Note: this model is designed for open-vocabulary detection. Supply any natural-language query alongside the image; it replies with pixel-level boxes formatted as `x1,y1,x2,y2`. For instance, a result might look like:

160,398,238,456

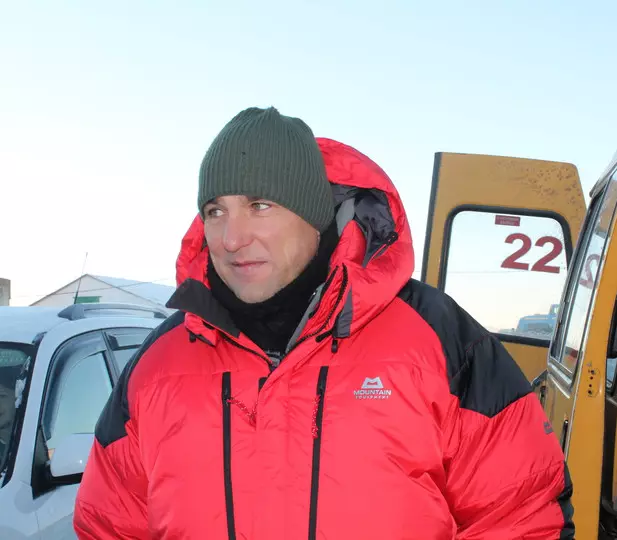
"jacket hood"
169,137,414,344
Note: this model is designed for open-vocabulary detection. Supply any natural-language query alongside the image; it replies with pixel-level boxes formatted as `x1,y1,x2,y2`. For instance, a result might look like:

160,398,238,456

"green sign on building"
75,296,101,304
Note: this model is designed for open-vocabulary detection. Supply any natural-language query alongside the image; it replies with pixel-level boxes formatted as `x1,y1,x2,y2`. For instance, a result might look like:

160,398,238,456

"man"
74,106,574,538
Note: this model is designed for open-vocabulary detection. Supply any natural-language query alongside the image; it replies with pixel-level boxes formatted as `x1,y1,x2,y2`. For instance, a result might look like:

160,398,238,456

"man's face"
0,383,15,431
204,195,320,303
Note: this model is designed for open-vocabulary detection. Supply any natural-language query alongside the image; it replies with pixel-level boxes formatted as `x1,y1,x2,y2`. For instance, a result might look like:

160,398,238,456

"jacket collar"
167,278,240,338
167,138,414,347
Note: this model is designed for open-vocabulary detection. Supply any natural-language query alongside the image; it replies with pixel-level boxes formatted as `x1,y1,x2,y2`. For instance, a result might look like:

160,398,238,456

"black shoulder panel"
397,279,531,417
95,310,185,448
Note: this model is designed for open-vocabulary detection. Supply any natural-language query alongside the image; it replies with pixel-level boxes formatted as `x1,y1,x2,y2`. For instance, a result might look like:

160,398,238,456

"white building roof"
91,275,176,307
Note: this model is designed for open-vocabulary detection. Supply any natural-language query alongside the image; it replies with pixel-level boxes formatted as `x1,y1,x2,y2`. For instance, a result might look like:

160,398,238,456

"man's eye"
252,202,271,211
205,208,223,218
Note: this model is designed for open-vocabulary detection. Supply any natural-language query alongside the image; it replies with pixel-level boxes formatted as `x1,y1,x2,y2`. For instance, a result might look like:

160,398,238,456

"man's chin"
233,284,278,304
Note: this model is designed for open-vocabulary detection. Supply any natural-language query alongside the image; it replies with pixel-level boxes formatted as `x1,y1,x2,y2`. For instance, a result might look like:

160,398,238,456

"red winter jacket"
74,138,574,539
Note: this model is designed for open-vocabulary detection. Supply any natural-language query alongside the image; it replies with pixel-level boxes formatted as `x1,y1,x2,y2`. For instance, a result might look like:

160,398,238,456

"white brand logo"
361,377,384,389
354,377,392,399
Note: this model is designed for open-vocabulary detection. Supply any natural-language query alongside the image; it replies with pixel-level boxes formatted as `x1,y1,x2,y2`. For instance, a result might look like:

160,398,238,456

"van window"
443,210,568,341
555,238,604,374
608,356,617,390
550,172,617,379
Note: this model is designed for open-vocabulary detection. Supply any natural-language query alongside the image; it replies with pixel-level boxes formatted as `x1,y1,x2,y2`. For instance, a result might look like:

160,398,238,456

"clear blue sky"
2,0,616,306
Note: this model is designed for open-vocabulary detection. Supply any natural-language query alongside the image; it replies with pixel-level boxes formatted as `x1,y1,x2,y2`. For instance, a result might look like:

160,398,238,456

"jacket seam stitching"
392,296,455,381
134,372,216,396
452,334,491,382
77,498,144,524
453,461,566,520
463,334,490,356
394,294,487,385
453,392,531,447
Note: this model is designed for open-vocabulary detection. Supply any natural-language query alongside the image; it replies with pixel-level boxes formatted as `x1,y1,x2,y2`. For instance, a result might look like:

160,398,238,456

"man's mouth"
231,260,265,267
230,261,267,275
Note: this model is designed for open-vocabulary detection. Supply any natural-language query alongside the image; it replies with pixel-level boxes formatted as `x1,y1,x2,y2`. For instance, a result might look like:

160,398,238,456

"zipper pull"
385,231,399,245
369,232,399,264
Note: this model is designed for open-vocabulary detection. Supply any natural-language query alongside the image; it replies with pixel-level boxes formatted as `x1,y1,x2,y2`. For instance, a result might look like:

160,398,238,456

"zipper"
308,266,339,319
369,231,399,263
222,372,237,540
308,366,329,540
221,332,273,371
288,265,349,356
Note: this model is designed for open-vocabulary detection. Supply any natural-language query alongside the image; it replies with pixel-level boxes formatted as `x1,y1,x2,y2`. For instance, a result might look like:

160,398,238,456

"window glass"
45,349,112,453
551,172,617,378
0,345,32,471
607,356,617,390
112,348,139,372
444,210,568,339
105,328,150,373
556,232,605,373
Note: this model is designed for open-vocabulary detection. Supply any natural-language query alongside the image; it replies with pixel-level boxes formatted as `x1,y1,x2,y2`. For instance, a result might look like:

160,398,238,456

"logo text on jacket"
354,377,392,400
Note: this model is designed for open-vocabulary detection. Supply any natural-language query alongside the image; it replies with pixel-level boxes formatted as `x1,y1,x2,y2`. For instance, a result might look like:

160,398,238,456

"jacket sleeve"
73,367,149,538
443,333,574,539
74,438,148,539
73,312,184,538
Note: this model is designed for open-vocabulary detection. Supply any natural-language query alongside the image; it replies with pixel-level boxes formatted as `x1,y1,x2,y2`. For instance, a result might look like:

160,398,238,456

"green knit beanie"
198,107,335,232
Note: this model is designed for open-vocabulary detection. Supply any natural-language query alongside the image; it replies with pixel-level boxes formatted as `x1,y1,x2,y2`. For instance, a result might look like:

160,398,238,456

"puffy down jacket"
74,138,574,539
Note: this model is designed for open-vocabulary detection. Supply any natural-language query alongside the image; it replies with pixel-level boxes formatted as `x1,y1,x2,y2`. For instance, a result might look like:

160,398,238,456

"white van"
0,304,165,539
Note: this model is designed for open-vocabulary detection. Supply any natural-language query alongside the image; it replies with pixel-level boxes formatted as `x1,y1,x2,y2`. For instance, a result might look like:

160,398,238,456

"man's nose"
222,214,252,252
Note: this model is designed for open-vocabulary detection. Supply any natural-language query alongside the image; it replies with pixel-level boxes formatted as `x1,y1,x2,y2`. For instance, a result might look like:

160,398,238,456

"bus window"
443,209,568,343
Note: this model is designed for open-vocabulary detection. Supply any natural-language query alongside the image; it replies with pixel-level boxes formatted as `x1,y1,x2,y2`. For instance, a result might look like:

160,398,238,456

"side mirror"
48,433,94,484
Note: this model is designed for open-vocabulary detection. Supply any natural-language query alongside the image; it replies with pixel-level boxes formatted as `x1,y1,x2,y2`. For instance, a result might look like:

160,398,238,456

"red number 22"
501,234,563,274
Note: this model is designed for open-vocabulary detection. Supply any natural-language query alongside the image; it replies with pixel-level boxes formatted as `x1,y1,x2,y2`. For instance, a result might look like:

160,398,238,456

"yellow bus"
422,150,617,538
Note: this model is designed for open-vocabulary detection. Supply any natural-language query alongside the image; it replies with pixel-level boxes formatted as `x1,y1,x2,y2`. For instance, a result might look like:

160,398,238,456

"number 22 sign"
501,233,563,274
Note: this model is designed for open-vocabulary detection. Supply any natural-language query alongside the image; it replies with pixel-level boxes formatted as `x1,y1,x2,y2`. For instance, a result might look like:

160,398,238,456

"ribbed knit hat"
198,107,335,232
